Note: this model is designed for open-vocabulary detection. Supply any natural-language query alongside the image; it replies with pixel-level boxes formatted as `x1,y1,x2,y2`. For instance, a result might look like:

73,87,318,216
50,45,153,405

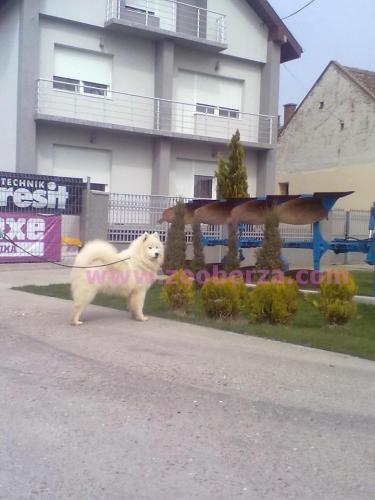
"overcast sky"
269,0,375,117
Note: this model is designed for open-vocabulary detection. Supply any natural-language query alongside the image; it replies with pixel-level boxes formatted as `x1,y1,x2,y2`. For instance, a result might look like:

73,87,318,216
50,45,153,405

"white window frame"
122,0,156,15
195,103,240,119
196,103,216,115
194,174,214,199
218,107,240,119
53,76,110,98
192,72,242,119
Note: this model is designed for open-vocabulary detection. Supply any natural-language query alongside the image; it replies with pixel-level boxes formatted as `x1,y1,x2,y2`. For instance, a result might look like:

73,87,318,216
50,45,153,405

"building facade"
277,61,375,210
0,0,301,199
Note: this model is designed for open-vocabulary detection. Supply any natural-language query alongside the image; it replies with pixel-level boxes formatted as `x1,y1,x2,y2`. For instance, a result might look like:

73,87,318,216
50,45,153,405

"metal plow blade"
194,200,244,225
160,192,354,225
231,198,275,225
275,197,329,225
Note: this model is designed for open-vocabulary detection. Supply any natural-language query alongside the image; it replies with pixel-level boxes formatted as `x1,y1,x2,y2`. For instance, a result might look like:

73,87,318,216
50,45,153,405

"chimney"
283,103,297,126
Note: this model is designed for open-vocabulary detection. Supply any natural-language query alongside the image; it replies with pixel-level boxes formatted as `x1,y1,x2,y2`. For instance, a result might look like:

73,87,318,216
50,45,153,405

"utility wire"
283,64,309,92
282,0,318,20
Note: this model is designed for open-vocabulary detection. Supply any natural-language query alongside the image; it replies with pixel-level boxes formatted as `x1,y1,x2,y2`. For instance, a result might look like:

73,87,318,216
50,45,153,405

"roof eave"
246,0,303,63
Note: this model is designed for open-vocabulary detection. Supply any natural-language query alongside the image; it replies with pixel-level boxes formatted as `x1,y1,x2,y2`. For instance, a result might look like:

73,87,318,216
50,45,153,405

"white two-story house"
0,0,301,199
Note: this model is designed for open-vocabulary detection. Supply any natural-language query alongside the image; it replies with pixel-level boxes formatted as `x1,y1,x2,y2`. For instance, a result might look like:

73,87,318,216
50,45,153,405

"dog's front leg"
128,289,149,322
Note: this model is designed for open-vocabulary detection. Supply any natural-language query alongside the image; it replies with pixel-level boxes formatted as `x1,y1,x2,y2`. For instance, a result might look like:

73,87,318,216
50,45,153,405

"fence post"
80,188,110,244
345,210,350,264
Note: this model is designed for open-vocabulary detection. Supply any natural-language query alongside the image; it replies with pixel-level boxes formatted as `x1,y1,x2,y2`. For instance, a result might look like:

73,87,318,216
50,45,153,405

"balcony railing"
36,79,276,145
106,0,227,45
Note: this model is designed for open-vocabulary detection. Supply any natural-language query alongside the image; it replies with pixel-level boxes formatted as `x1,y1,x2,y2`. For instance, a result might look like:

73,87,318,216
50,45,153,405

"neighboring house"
0,0,301,199
277,61,375,210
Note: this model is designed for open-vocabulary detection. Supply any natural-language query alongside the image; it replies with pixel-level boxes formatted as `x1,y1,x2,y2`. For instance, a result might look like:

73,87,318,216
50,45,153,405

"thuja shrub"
318,272,358,325
248,279,299,324
161,269,194,313
255,209,283,275
201,276,246,320
191,222,206,274
163,200,186,273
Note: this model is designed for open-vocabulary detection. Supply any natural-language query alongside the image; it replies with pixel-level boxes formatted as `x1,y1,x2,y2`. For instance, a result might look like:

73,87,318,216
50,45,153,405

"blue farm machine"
161,192,375,295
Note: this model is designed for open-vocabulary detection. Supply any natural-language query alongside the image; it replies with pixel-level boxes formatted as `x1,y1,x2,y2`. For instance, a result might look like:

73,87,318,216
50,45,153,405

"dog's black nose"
155,252,159,258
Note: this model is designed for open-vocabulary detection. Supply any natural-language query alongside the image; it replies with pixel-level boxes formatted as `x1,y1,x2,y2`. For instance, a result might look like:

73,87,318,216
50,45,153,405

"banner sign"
0,171,83,215
0,213,62,263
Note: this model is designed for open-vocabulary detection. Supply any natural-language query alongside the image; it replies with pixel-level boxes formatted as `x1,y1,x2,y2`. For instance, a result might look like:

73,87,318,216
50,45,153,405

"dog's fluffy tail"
73,240,119,269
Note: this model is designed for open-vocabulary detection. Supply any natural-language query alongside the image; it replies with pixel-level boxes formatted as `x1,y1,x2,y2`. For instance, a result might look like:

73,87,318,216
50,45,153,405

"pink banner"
0,213,61,263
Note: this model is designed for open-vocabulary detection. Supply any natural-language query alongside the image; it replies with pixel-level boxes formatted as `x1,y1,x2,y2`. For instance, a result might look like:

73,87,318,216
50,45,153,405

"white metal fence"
106,0,227,45
36,79,275,145
348,209,371,239
108,193,192,243
331,208,347,238
107,193,371,244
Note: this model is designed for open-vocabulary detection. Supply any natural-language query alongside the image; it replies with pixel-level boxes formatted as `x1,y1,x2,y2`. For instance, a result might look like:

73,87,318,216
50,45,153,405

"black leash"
1,233,131,269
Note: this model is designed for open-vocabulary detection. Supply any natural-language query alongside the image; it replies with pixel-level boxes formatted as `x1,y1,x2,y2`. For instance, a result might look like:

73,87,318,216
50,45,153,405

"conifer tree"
163,200,186,272
191,222,206,273
255,209,283,274
226,224,240,272
215,129,248,199
214,130,248,271
215,155,229,200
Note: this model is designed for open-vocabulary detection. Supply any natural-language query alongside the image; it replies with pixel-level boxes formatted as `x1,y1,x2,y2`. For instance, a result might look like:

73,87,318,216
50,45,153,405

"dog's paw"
136,315,149,322
71,320,84,326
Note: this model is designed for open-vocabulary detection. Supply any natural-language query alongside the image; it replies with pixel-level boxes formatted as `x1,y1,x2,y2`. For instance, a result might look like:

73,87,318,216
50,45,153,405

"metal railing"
106,0,227,45
36,79,276,145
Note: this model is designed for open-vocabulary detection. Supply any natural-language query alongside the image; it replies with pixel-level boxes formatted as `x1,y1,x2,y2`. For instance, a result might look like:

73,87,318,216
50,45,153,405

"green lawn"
287,269,375,297
14,283,375,361
351,270,375,296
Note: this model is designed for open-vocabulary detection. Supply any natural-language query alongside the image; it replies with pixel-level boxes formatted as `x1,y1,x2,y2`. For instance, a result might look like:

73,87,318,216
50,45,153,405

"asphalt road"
0,267,375,500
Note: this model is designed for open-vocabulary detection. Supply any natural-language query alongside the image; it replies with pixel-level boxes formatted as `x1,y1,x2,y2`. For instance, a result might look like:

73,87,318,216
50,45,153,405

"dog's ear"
143,232,149,242
153,232,160,240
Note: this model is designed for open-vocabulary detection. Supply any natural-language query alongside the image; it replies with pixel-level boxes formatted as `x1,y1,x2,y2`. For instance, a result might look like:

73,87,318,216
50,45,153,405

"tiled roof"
342,65,375,99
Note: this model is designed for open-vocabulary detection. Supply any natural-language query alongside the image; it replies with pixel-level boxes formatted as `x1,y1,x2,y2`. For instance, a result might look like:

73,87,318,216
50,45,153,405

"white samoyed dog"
70,232,164,326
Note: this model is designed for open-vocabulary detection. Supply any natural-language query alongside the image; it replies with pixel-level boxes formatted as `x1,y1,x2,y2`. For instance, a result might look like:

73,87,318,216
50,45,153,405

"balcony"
35,79,276,147
105,0,227,51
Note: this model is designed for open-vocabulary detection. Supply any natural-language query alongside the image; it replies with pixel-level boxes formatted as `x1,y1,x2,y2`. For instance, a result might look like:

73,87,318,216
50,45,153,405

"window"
319,101,324,109
53,76,79,92
196,104,240,119
122,0,155,14
196,103,215,114
177,71,243,119
340,121,345,131
54,46,112,97
194,175,213,199
279,182,289,195
219,107,240,119
53,76,108,97
83,81,108,97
